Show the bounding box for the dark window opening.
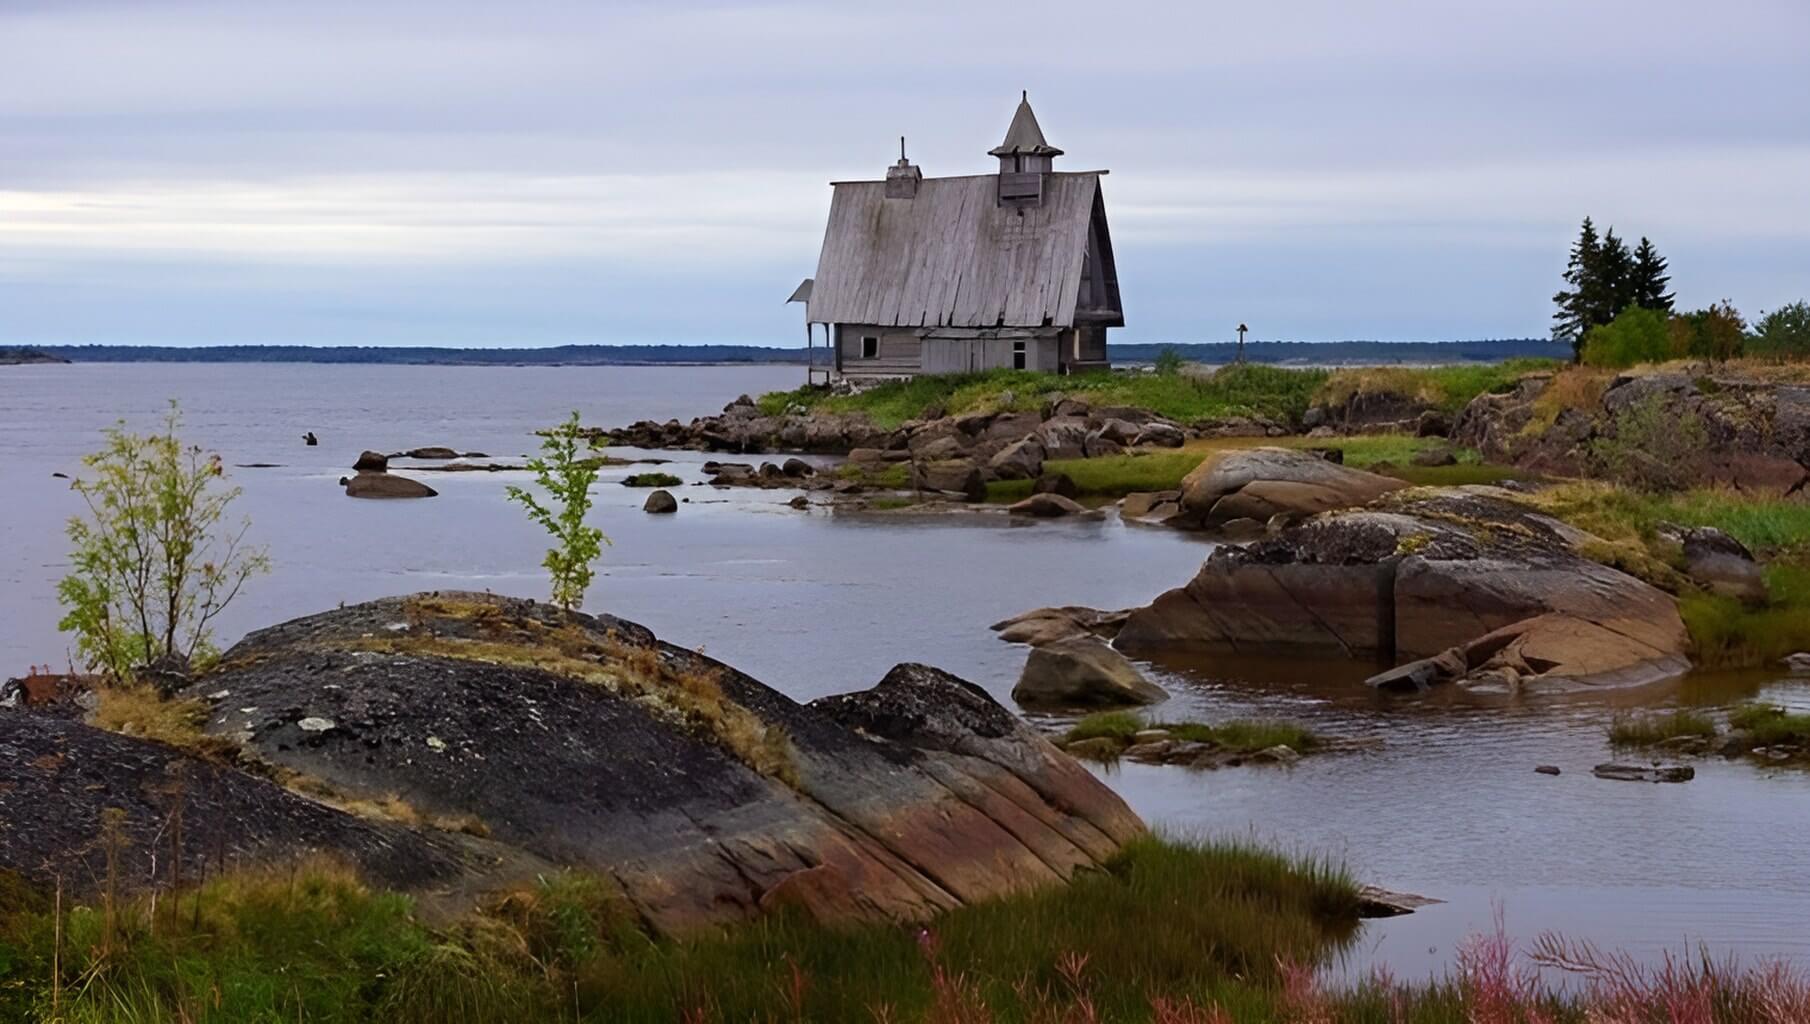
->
[861,336,879,359]
[1012,340,1027,370]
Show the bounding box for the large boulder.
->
[1176,447,1406,528]
[1034,418,1092,460]
[988,437,1046,480]
[643,489,678,514]
[1011,638,1167,708]
[1132,422,1186,448]
[344,471,437,499]
[133,594,1147,933]
[353,450,389,472]
[1117,490,1690,692]
[1660,524,1767,605]
[911,459,987,502]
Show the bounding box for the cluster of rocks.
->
[602,395,890,454]
[1455,369,1810,494]
[1302,388,1454,438]
[342,450,437,499]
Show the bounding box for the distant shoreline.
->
[15,338,1565,367]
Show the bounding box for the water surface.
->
[2,362,1806,980]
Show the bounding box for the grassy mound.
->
[1064,710,1319,756]
[621,472,683,487]
[761,365,1329,429]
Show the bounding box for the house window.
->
[1012,341,1027,370]
[861,336,879,359]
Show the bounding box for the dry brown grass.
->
[279,772,493,836]
[1521,366,1613,436]
[91,684,241,761]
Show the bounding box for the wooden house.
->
[790,94,1123,381]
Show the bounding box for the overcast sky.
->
[3,0,1806,348]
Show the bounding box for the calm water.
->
[3,363,1807,980]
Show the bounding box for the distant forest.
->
[27,339,1563,366]
[1112,339,1570,364]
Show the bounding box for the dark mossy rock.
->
[0,710,473,899]
[129,593,1147,933]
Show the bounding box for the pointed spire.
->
[989,91,1063,157]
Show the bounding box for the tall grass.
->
[1313,359,1555,415]
[1728,704,1810,748]
[1608,710,1718,747]
[0,838,1363,1023]
[1063,712,1320,754]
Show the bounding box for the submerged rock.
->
[1011,637,1167,708]
[1593,763,1695,784]
[344,471,437,499]
[1008,493,1091,518]
[990,607,1130,647]
[353,450,389,472]
[154,593,1142,932]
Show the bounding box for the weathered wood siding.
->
[807,174,1100,330]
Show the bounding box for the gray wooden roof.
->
[989,95,1062,157]
[806,172,1102,329]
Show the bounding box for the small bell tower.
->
[990,91,1062,207]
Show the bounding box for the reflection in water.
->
[3,363,1807,980]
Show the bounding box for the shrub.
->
[1580,305,1673,367]
[506,412,609,611]
[57,401,270,681]
[1153,346,1185,375]
[1591,394,1708,491]
[1749,300,1810,359]
[1669,300,1747,362]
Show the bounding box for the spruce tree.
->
[1596,228,1634,324]
[1630,236,1675,312]
[1552,217,1603,351]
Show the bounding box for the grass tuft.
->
[1608,710,1717,747]
[1728,703,1810,748]
[1063,712,1318,755]
[622,472,683,488]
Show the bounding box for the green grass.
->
[1608,709,1718,746]
[0,837,1366,1023]
[763,361,1556,433]
[1063,711,1319,754]
[621,472,683,487]
[981,435,1516,503]
[1533,483,1810,557]
[1728,703,1810,748]
[762,365,1330,430]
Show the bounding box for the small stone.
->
[426,736,447,753]
[206,689,231,700]
[1131,728,1172,744]
[1534,764,1561,776]
[1123,740,1174,763]
[787,495,809,509]
[297,717,336,733]
[1256,744,1301,764]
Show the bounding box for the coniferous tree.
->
[1552,217,1604,353]
[1596,228,1634,323]
[1630,236,1675,312]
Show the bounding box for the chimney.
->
[884,136,921,199]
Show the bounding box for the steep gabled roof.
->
[989,95,1063,157]
[806,172,1101,329]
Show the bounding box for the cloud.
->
[2,0,1807,345]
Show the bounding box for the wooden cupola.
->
[990,91,1062,207]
